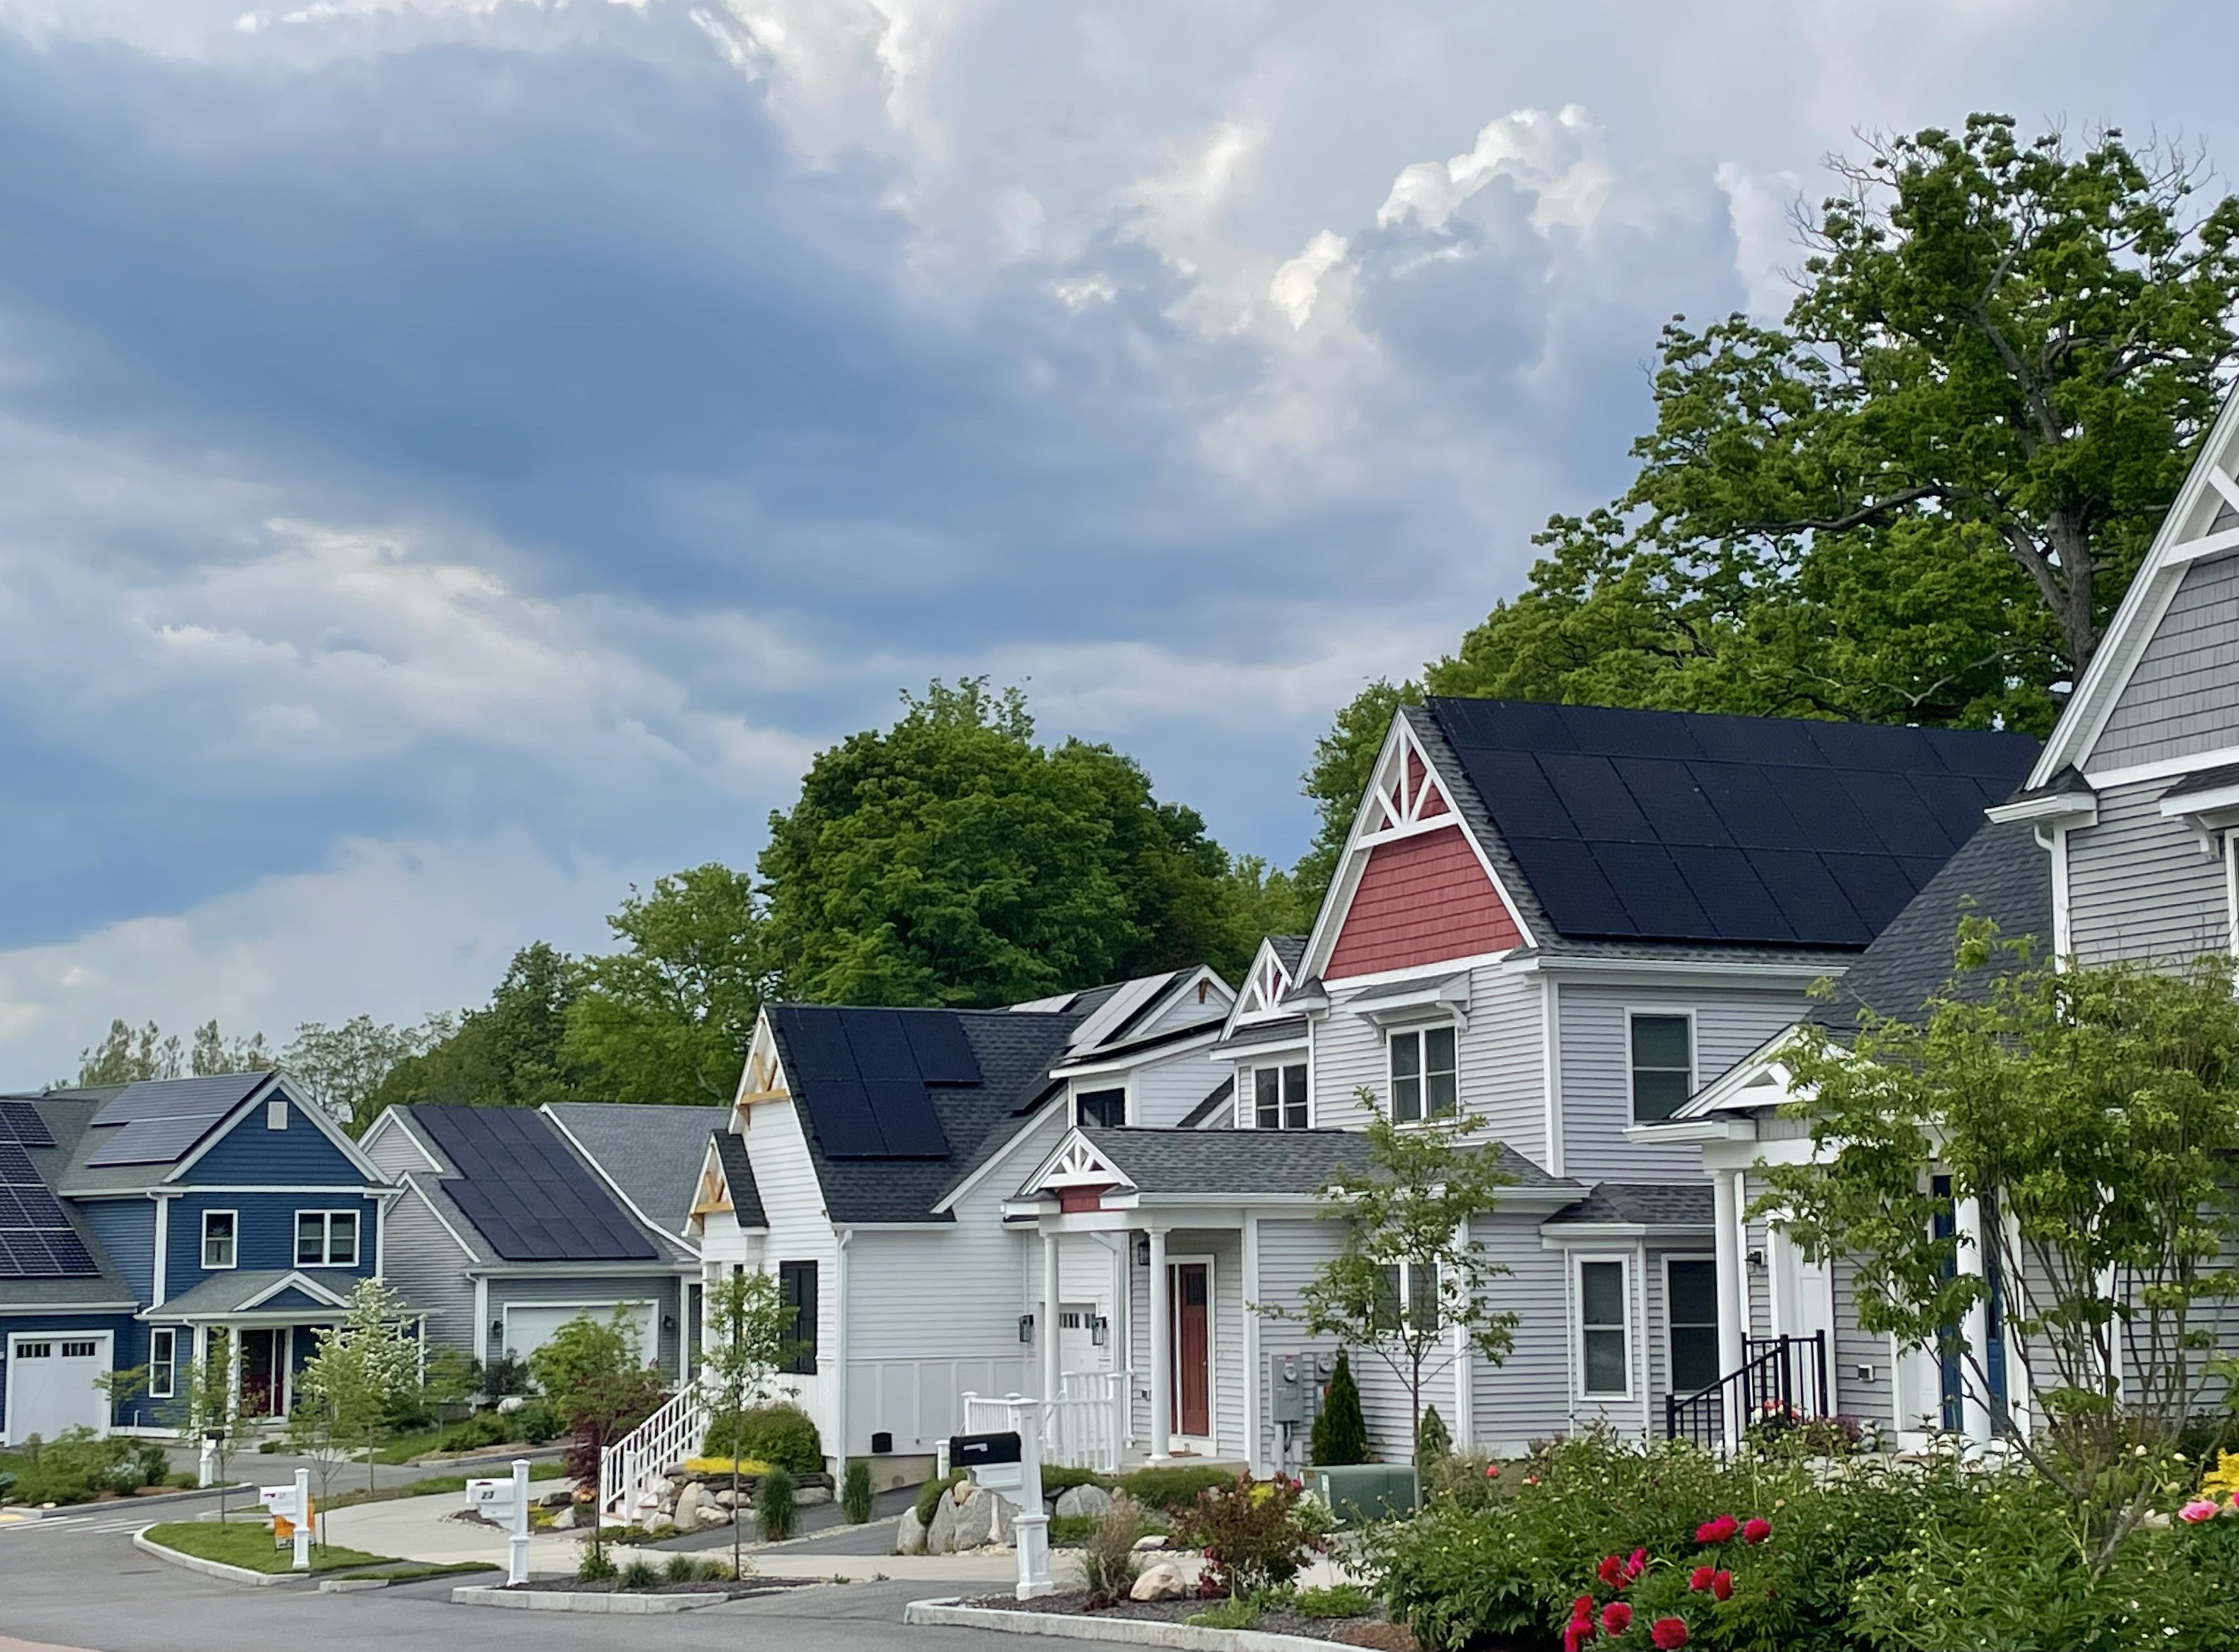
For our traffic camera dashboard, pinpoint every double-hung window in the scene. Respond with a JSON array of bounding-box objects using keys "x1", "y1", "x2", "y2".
[
  {"x1": 1388, "y1": 1026, "x2": 1457, "y2": 1123},
  {"x1": 778, "y1": 1261, "x2": 819, "y2": 1375},
  {"x1": 1628, "y1": 1013, "x2": 1694, "y2": 1123},
  {"x1": 149, "y1": 1328, "x2": 177, "y2": 1400},
  {"x1": 296, "y1": 1209, "x2": 359, "y2": 1267},
  {"x1": 1579, "y1": 1259, "x2": 1630, "y2": 1396},
  {"x1": 1076, "y1": 1088, "x2": 1127, "y2": 1128},
  {"x1": 201, "y1": 1210, "x2": 237, "y2": 1269},
  {"x1": 1666, "y1": 1259, "x2": 1720, "y2": 1394},
  {"x1": 1372, "y1": 1262, "x2": 1440, "y2": 1335},
  {"x1": 1253, "y1": 1063, "x2": 1309, "y2": 1130}
]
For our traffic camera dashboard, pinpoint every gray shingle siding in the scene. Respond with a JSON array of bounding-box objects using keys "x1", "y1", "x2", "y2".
[
  {"x1": 381, "y1": 1184, "x2": 476, "y2": 1356},
  {"x1": 2067, "y1": 781, "x2": 2231, "y2": 966},
  {"x1": 2090, "y1": 551, "x2": 2239, "y2": 770}
]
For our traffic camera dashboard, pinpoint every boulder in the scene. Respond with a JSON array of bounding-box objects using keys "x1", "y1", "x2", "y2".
[
  {"x1": 1055, "y1": 1485, "x2": 1114, "y2": 1521},
  {"x1": 895, "y1": 1509, "x2": 927, "y2": 1556},
  {"x1": 713, "y1": 1488, "x2": 739, "y2": 1509},
  {"x1": 798, "y1": 1485, "x2": 833, "y2": 1507},
  {"x1": 926, "y1": 1490, "x2": 959, "y2": 1554},
  {"x1": 642, "y1": 1512, "x2": 676, "y2": 1537},
  {"x1": 951, "y1": 1486, "x2": 997, "y2": 1551},
  {"x1": 1130, "y1": 1563, "x2": 1186, "y2": 1601},
  {"x1": 547, "y1": 1504, "x2": 575, "y2": 1532},
  {"x1": 1131, "y1": 1533, "x2": 1169, "y2": 1552},
  {"x1": 674, "y1": 1482, "x2": 712, "y2": 1531}
]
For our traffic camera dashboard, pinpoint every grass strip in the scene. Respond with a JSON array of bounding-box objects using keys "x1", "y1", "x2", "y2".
[{"x1": 142, "y1": 1520, "x2": 389, "y2": 1575}]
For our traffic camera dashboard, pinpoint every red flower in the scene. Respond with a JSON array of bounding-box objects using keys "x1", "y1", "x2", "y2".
[
  {"x1": 1651, "y1": 1617, "x2": 1691, "y2": 1650},
  {"x1": 1597, "y1": 1554, "x2": 1626, "y2": 1587},
  {"x1": 1626, "y1": 1547, "x2": 1647, "y2": 1580},
  {"x1": 1601, "y1": 1602, "x2": 1633, "y2": 1636},
  {"x1": 1564, "y1": 1620, "x2": 1596, "y2": 1652},
  {"x1": 1711, "y1": 1571, "x2": 1733, "y2": 1602},
  {"x1": 1688, "y1": 1565, "x2": 1714, "y2": 1592},
  {"x1": 1485, "y1": 1463, "x2": 1501, "y2": 1478},
  {"x1": 1695, "y1": 1515, "x2": 1739, "y2": 1544},
  {"x1": 1742, "y1": 1518, "x2": 1771, "y2": 1546}
]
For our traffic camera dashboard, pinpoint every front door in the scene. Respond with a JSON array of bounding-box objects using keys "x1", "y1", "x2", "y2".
[
  {"x1": 239, "y1": 1328, "x2": 287, "y2": 1418},
  {"x1": 1169, "y1": 1262, "x2": 1211, "y2": 1441}
]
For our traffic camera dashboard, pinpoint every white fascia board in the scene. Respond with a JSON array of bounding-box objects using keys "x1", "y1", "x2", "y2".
[
  {"x1": 929, "y1": 1106, "x2": 1073, "y2": 1216},
  {"x1": 1514, "y1": 954, "x2": 1845, "y2": 983},
  {"x1": 1985, "y1": 791, "x2": 2100, "y2": 828},
  {"x1": 1541, "y1": 1224, "x2": 1712, "y2": 1249},
  {"x1": 2161, "y1": 783, "x2": 2239, "y2": 819},
  {"x1": 2089, "y1": 744, "x2": 2239, "y2": 791},
  {"x1": 1625, "y1": 1117, "x2": 1758, "y2": 1146}
]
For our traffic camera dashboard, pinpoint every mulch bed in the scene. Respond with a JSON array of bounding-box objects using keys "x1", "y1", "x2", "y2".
[
  {"x1": 963, "y1": 1591, "x2": 1418, "y2": 1648},
  {"x1": 500, "y1": 1576, "x2": 821, "y2": 1598}
]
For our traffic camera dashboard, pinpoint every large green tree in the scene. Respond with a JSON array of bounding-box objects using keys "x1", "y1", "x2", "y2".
[
  {"x1": 359, "y1": 942, "x2": 585, "y2": 1123},
  {"x1": 760, "y1": 679, "x2": 1292, "y2": 1006},
  {"x1": 1303, "y1": 115, "x2": 2239, "y2": 899}
]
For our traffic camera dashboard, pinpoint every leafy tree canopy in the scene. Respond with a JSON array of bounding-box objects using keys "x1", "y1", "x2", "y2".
[
  {"x1": 361, "y1": 941, "x2": 585, "y2": 1121},
  {"x1": 1300, "y1": 115, "x2": 2239, "y2": 901}
]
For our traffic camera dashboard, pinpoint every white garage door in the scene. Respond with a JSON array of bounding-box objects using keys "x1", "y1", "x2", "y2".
[
  {"x1": 501, "y1": 1302, "x2": 657, "y2": 1365},
  {"x1": 5, "y1": 1333, "x2": 111, "y2": 1446}
]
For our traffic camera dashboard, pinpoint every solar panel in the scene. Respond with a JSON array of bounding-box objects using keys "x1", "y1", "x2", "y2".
[
  {"x1": 90, "y1": 1072, "x2": 264, "y2": 1127},
  {"x1": 842, "y1": 1011, "x2": 920, "y2": 1083},
  {"x1": 86, "y1": 1114, "x2": 220, "y2": 1168},
  {"x1": 902, "y1": 1014, "x2": 981, "y2": 1085},
  {"x1": 779, "y1": 1012, "x2": 860, "y2": 1083},
  {"x1": 1431, "y1": 698, "x2": 2039, "y2": 947},
  {"x1": 801, "y1": 1079, "x2": 886, "y2": 1158},
  {"x1": 0, "y1": 1101, "x2": 54, "y2": 1148},
  {"x1": 0, "y1": 1123, "x2": 100, "y2": 1280},
  {"x1": 863, "y1": 1081, "x2": 949, "y2": 1158},
  {"x1": 413, "y1": 1106, "x2": 658, "y2": 1264}
]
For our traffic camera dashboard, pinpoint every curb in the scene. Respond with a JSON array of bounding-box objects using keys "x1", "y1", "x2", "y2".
[
  {"x1": 901, "y1": 1598, "x2": 1365, "y2": 1651},
  {"x1": 451, "y1": 1586, "x2": 727, "y2": 1613},
  {"x1": 3, "y1": 1482, "x2": 251, "y2": 1519},
  {"x1": 131, "y1": 1528, "x2": 305, "y2": 1588}
]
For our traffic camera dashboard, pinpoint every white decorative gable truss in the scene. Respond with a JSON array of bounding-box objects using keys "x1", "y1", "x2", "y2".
[
  {"x1": 1017, "y1": 1133, "x2": 1136, "y2": 1205},
  {"x1": 1229, "y1": 940, "x2": 1295, "y2": 1025}
]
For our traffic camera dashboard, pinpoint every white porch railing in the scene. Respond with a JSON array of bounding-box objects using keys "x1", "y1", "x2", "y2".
[
  {"x1": 600, "y1": 1378, "x2": 705, "y2": 1522},
  {"x1": 963, "y1": 1369, "x2": 1131, "y2": 1474}
]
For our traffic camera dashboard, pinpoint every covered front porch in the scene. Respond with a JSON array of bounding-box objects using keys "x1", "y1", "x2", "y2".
[{"x1": 143, "y1": 1269, "x2": 413, "y2": 1427}]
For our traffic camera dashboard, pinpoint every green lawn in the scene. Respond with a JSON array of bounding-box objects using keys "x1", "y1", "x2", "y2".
[{"x1": 142, "y1": 1521, "x2": 390, "y2": 1575}]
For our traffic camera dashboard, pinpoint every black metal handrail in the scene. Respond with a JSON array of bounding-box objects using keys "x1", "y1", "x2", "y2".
[{"x1": 1664, "y1": 1331, "x2": 1829, "y2": 1448}]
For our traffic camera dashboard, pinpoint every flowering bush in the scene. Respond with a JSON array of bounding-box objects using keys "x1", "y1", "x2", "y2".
[{"x1": 1169, "y1": 1472, "x2": 1331, "y2": 1598}]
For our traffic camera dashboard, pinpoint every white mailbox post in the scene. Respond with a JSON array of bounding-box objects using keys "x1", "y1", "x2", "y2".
[
  {"x1": 259, "y1": 1469, "x2": 311, "y2": 1571},
  {"x1": 465, "y1": 1457, "x2": 532, "y2": 1585},
  {"x1": 950, "y1": 1408, "x2": 1050, "y2": 1601}
]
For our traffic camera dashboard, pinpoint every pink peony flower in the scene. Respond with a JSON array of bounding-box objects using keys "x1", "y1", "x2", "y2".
[
  {"x1": 2180, "y1": 1499, "x2": 2221, "y2": 1524},
  {"x1": 1688, "y1": 1565, "x2": 1714, "y2": 1592},
  {"x1": 1485, "y1": 1463, "x2": 1501, "y2": 1478},
  {"x1": 1695, "y1": 1515, "x2": 1739, "y2": 1544},
  {"x1": 1525, "y1": 1474, "x2": 1539, "y2": 1485},
  {"x1": 1711, "y1": 1571, "x2": 1733, "y2": 1603},
  {"x1": 1597, "y1": 1554, "x2": 1626, "y2": 1587},
  {"x1": 1601, "y1": 1602, "x2": 1633, "y2": 1635},
  {"x1": 1626, "y1": 1547, "x2": 1647, "y2": 1580},
  {"x1": 1564, "y1": 1621, "x2": 1596, "y2": 1652},
  {"x1": 1651, "y1": 1617, "x2": 1691, "y2": 1650},
  {"x1": 1742, "y1": 1517, "x2": 1772, "y2": 1546}
]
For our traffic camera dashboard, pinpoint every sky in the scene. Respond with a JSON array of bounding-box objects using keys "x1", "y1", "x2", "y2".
[{"x1": 0, "y1": 0, "x2": 2234, "y2": 1084}]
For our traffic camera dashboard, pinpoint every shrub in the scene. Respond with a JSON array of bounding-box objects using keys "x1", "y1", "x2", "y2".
[
  {"x1": 577, "y1": 1547, "x2": 617, "y2": 1582},
  {"x1": 1187, "y1": 1598, "x2": 1259, "y2": 1631},
  {"x1": 757, "y1": 1466, "x2": 798, "y2": 1541},
  {"x1": 1422, "y1": 1452, "x2": 1509, "y2": 1513},
  {"x1": 1297, "y1": 1583, "x2": 1375, "y2": 1619},
  {"x1": 843, "y1": 1459, "x2": 874, "y2": 1524},
  {"x1": 1119, "y1": 1463, "x2": 1234, "y2": 1513},
  {"x1": 1743, "y1": 1403, "x2": 1864, "y2": 1459},
  {"x1": 1039, "y1": 1464, "x2": 1114, "y2": 1494},
  {"x1": 1170, "y1": 1474, "x2": 1332, "y2": 1599},
  {"x1": 439, "y1": 1412, "x2": 512, "y2": 1453},
  {"x1": 617, "y1": 1559, "x2": 658, "y2": 1591},
  {"x1": 1312, "y1": 1351, "x2": 1369, "y2": 1466},
  {"x1": 1416, "y1": 1405, "x2": 1452, "y2": 1468},
  {"x1": 916, "y1": 1468, "x2": 966, "y2": 1526},
  {"x1": 511, "y1": 1399, "x2": 562, "y2": 1444},
  {"x1": 1075, "y1": 1494, "x2": 1147, "y2": 1606},
  {"x1": 1049, "y1": 1514, "x2": 1095, "y2": 1546},
  {"x1": 8, "y1": 1429, "x2": 146, "y2": 1505},
  {"x1": 704, "y1": 1404, "x2": 824, "y2": 1477},
  {"x1": 663, "y1": 1553, "x2": 698, "y2": 1583}
]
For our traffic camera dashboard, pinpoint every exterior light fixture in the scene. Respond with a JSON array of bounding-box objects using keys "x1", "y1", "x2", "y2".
[
  {"x1": 1090, "y1": 1316, "x2": 1109, "y2": 1347},
  {"x1": 1018, "y1": 1314, "x2": 1034, "y2": 1344}
]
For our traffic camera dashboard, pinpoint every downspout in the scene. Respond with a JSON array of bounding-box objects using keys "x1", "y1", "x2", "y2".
[
  {"x1": 833, "y1": 1229, "x2": 852, "y2": 1474},
  {"x1": 151, "y1": 1193, "x2": 171, "y2": 1306}
]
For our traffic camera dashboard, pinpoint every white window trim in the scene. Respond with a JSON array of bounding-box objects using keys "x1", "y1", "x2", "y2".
[
  {"x1": 201, "y1": 1209, "x2": 239, "y2": 1271},
  {"x1": 1661, "y1": 1252, "x2": 1720, "y2": 1398},
  {"x1": 1245, "y1": 1060, "x2": 1312, "y2": 1131},
  {"x1": 1576, "y1": 1253, "x2": 1635, "y2": 1401},
  {"x1": 148, "y1": 1327, "x2": 177, "y2": 1400},
  {"x1": 296, "y1": 1208, "x2": 360, "y2": 1268},
  {"x1": 1625, "y1": 1007, "x2": 1698, "y2": 1126},
  {"x1": 1386, "y1": 1023, "x2": 1460, "y2": 1126},
  {"x1": 1074, "y1": 1081, "x2": 1131, "y2": 1130}
]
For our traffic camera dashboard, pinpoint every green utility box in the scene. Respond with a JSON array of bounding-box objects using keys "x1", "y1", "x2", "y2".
[{"x1": 1309, "y1": 1463, "x2": 1418, "y2": 1525}]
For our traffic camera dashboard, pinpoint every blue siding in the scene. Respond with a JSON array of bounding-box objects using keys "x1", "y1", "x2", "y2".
[
  {"x1": 167, "y1": 1192, "x2": 382, "y2": 1297},
  {"x1": 188, "y1": 1095, "x2": 369, "y2": 1186},
  {"x1": 77, "y1": 1199, "x2": 156, "y2": 1302},
  {"x1": 0, "y1": 1312, "x2": 141, "y2": 1437}
]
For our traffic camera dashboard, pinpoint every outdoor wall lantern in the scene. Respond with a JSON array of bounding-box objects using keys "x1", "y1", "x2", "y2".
[
  {"x1": 1018, "y1": 1314, "x2": 1034, "y2": 1344},
  {"x1": 1090, "y1": 1316, "x2": 1109, "y2": 1347},
  {"x1": 491, "y1": 1319, "x2": 506, "y2": 1341},
  {"x1": 1134, "y1": 1237, "x2": 1151, "y2": 1267},
  {"x1": 661, "y1": 1314, "x2": 676, "y2": 1333}
]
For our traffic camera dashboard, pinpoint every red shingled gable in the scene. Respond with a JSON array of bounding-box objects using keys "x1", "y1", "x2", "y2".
[{"x1": 1325, "y1": 823, "x2": 1520, "y2": 980}]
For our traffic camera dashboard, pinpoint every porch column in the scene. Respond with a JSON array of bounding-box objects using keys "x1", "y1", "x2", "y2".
[
  {"x1": 1147, "y1": 1227, "x2": 1171, "y2": 1463},
  {"x1": 1955, "y1": 1195, "x2": 1995, "y2": 1446},
  {"x1": 1712, "y1": 1168, "x2": 1748, "y2": 1447},
  {"x1": 1042, "y1": 1227, "x2": 1064, "y2": 1404}
]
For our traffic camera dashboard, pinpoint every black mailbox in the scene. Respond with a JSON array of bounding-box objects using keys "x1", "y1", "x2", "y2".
[{"x1": 949, "y1": 1430, "x2": 1023, "y2": 1469}]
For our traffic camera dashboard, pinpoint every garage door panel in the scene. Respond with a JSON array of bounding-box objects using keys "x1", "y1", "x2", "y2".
[
  {"x1": 500, "y1": 1303, "x2": 656, "y2": 1364},
  {"x1": 7, "y1": 1334, "x2": 111, "y2": 1444}
]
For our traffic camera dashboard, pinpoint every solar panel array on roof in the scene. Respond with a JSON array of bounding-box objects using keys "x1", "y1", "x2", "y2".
[
  {"x1": 0, "y1": 1101, "x2": 54, "y2": 1148},
  {"x1": 1428, "y1": 698, "x2": 2040, "y2": 948},
  {"x1": 0, "y1": 1126, "x2": 98, "y2": 1280},
  {"x1": 413, "y1": 1106, "x2": 658, "y2": 1263},
  {"x1": 770, "y1": 1007, "x2": 962, "y2": 1160},
  {"x1": 83, "y1": 1073, "x2": 266, "y2": 1168}
]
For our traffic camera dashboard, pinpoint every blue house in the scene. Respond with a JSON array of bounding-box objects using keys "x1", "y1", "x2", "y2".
[{"x1": 1, "y1": 1073, "x2": 397, "y2": 1443}]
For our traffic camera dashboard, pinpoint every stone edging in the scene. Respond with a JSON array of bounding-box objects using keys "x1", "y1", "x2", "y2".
[
  {"x1": 131, "y1": 1527, "x2": 305, "y2": 1588},
  {"x1": 902, "y1": 1597, "x2": 1357, "y2": 1651},
  {"x1": 451, "y1": 1585, "x2": 728, "y2": 1614}
]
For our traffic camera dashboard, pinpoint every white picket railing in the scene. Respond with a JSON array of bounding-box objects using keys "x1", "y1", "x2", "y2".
[
  {"x1": 962, "y1": 1369, "x2": 1131, "y2": 1474},
  {"x1": 600, "y1": 1378, "x2": 706, "y2": 1522}
]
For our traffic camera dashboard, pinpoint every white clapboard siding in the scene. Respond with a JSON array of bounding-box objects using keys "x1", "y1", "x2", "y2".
[{"x1": 1470, "y1": 1214, "x2": 1572, "y2": 1454}]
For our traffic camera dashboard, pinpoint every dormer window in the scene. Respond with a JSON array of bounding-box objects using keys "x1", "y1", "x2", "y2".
[
  {"x1": 1077, "y1": 1088, "x2": 1127, "y2": 1129},
  {"x1": 1388, "y1": 1026, "x2": 1457, "y2": 1123},
  {"x1": 1252, "y1": 1064, "x2": 1308, "y2": 1130}
]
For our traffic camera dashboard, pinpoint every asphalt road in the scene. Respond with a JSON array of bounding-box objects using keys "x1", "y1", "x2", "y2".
[{"x1": 0, "y1": 1496, "x2": 1020, "y2": 1652}]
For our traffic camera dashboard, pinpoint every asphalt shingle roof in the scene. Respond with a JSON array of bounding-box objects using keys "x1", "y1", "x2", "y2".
[
  {"x1": 0, "y1": 1093, "x2": 134, "y2": 1309},
  {"x1": 1059, "y1": 1127, "x2": 1579, "y2": 1199},
  {"x1": 1545, "y1": 1183, "x2": 1715, "y2": 1226},
  {"x1": 713, "y1": 1130, "x2": 767, "y2": 1229},
  {"x1": 1175, "y1": 1078, "x2": 1236, "y2": 1130},
  {"x1": 546, "y1": 1104, "x2": 724, "y2": 1237},
  {"x1": 152, "y1": 1268, "x2": 343, "y2": 1318}
]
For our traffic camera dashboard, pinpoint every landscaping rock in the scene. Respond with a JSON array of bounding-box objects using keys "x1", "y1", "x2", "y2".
[
  {"x1": 548, "y1": 1505, "x2": 575, "y2": 1531},
  {"x1": 1054, "y1": 1484, "x2": 1114, "y2": 1521},
  {"x1": 1131, "y1": 1533, "x2": 1169, "y2": 1552},
  {"x1": 642, "y1": 1512, "x2": 676, "y2": 1537},
  {"x1": 796, "y1": 1486, "x2": 832, "y2": 1507},
  {"x1": 1130, "y1": 1563, "x2": 1186, "y2": 1601},
  {"x1": 895, "y1": 1509, "x2": 927, "y2": 1556},
  {"x1": 926, "y1": 1491, "x2": 959, "y2": 1554},
  {"x1": 672, "y1": 1483, "x2": 707, "y2": 1530},
  {"x1": 713, "y1": 1488, "x2": 739, "y2": 1509},
  {"x1": 951, "y1": 1486, "x2": 998, "y2": 1550}
]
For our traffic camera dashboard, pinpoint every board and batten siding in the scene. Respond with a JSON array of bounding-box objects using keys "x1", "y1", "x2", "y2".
[
  {"x1": 2066, "y1": 781, "x2": 2231, "y2": 967},
  {"x1": 2089, "y1": 550, "x2": 2239, "y2": 771},
  {"x1": 380, "y1": 1184, "x2": 476, "y2": 1356},
  {"x1": 1308, "y1": 960, "x2": 1547, "y2": 1160},
  {"x1": 1558, "y1": 983, "x2": 1807, "y2": 1183}
]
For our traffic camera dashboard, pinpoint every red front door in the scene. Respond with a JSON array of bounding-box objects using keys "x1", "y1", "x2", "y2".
[{"x1": 1170, "y1": 1263, "x2": 1210, "y2": 1439}]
